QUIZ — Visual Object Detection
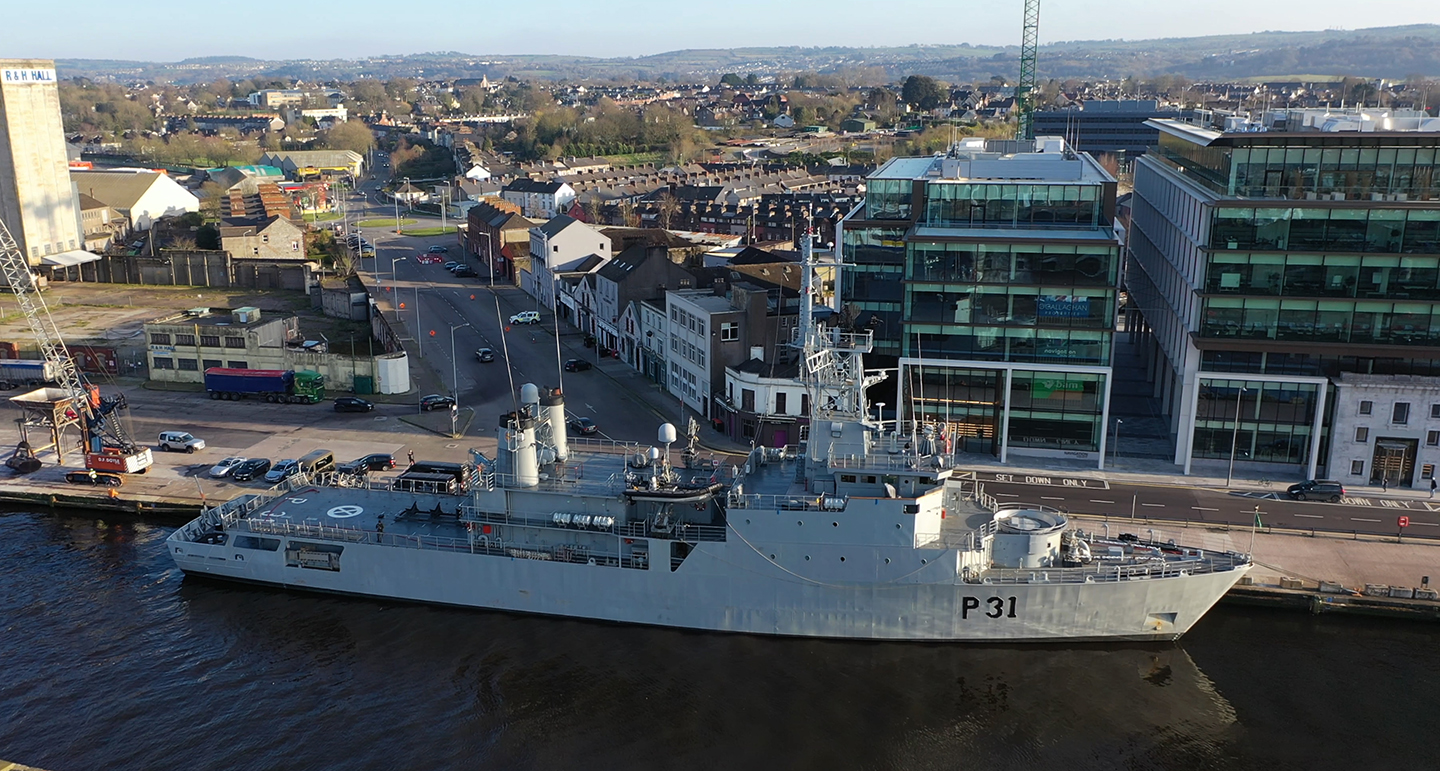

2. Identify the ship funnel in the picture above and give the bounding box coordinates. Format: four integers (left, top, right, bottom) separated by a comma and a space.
504, 413, 540, 488
541, 386, 569, 462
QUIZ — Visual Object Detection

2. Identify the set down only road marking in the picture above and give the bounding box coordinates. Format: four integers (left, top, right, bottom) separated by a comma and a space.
974, 472, 1110, 490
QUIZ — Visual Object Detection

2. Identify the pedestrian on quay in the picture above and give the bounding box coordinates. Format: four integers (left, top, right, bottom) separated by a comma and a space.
1430, 478, 1436, 498
407, 450, 415, 467
1382, 476, 1389, 492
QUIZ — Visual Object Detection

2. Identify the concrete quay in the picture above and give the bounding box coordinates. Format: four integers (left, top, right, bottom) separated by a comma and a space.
1072, 513, 1440, 621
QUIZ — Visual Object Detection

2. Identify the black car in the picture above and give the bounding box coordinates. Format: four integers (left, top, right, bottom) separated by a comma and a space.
563, 358, 592, 372
476, 348, 496, 363
453, 266, 476, 277
334, 396, 375, 413
353, 452, 397, 471
420, 394, 456, 411
568, 417, 599, 435
230, 458, 272, 482
1286, 479, 1345, 502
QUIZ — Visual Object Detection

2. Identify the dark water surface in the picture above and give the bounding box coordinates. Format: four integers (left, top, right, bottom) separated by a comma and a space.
2, 509, 1436, 770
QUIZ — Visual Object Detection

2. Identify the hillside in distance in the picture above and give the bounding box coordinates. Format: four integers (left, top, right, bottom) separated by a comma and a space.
55, 24, 1440, 84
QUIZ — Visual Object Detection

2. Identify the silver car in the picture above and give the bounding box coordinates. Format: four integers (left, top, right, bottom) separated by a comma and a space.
208, 456, 247, 478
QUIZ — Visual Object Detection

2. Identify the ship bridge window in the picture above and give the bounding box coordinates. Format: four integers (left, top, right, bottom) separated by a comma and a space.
840, 474, 856, 483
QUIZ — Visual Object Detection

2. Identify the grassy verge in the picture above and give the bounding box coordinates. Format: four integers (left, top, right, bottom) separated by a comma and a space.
356, 218, 416, 227
303, 211, 342, 222
399, 226, 459, 237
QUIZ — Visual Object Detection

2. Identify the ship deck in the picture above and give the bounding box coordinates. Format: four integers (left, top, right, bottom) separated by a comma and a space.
240, 485, 468, 540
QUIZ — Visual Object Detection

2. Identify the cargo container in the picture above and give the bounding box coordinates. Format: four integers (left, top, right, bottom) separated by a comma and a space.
203, 367, 325, 404
0, 359, 60, 389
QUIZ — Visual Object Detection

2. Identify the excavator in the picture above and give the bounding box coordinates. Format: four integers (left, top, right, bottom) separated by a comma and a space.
1, 217, 151, 478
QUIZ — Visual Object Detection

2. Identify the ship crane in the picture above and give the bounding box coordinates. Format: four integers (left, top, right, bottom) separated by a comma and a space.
0, 217, 152, 474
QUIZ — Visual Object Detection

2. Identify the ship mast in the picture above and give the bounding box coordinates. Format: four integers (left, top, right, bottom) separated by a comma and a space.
797, 213, 882, 427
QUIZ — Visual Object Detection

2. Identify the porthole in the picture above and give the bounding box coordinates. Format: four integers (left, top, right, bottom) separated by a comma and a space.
884, 557, 891, 564
832, 521, 838, 527
769, 554, 776, 560
895, 523, 902, 529
805, 555, 811, 561
745, 519, 751, 525
839, 556, 846, 562
797, 520, 803, 526
921, 559, 928, 565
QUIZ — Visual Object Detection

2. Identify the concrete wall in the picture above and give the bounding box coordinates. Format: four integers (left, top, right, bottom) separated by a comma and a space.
93, 250, 232, 286
321, 287, 369, 321
148, 345, 407, 395
90, 251, 311, 289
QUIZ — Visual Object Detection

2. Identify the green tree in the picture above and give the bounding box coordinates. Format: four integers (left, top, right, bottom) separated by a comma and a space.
720, 73, 744, 86
901, 75, 945, 110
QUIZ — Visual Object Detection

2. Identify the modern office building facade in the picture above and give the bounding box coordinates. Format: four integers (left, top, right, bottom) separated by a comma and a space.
1126, 110, 1440, 484
840, 138, 1123, 465
0, 59, 83, 266
1032, 100, 1180, 158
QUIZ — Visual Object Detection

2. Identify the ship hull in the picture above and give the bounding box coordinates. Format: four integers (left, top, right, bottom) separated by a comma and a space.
167, 531, 1248, 643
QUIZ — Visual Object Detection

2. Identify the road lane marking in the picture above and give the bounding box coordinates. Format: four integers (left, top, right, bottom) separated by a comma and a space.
1141, 503, 1164, 507
1293, 513, 1323, 519
1413, 521, 1440, 526
1089, 499, 1115, 504
1191, 507, 1219, 511
1350, 517, 1382, 523
1039, 496, 1065, 501
994, 493, 1019, 497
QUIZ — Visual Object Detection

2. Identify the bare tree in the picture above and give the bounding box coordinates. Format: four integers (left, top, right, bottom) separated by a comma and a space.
618, 199, 639, 228
657, 191, 679, 230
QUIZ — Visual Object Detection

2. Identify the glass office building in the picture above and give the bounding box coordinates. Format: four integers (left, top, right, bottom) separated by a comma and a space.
1127, 110, 1440, 484
840, 138, 1122, 465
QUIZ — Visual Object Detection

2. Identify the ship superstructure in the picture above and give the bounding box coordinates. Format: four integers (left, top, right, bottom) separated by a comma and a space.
167, 228, 1250, 642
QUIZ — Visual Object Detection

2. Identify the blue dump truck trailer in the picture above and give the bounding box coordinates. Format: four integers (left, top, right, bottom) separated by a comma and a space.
203, 368, 325, 404
0, 359, 60, 390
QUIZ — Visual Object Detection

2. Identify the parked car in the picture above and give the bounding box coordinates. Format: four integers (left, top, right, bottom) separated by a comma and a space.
264, 459, 301, 483
65, 469, 123, 487
453, 266, 476, 278
428, 245, 449, 253
1286, 479, 1345, 502
230, 458, 272, 482
509, 311, 541, 325
352, 453, 397, 471
563, 358, 592, 372
476, 348, 496, 363
158, 431, 205, 453
417, 254, 443, 264
443, 261, 458, 271
420, 394, 456, 411
334, 396, 375, 413
568, 417, 599, 435
209, 456, 247, 478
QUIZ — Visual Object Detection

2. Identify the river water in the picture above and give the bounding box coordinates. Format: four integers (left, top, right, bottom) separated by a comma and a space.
1, 509, 1436, 771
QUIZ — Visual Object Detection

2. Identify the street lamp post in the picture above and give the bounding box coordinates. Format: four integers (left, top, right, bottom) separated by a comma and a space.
1113, 418, 1123, 465
448, 322, 470, 437
1226, 386, 1248, 487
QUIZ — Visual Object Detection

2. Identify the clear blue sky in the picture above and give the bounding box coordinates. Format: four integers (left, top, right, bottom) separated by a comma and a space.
8, 0, 1440, 61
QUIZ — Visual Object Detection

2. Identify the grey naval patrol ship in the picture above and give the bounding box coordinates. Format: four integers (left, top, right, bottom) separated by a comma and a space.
168, 240, 1250, 643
